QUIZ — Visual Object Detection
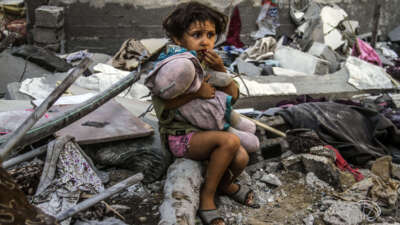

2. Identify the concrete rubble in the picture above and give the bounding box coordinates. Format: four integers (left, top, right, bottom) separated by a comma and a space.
1, 0, 400, 224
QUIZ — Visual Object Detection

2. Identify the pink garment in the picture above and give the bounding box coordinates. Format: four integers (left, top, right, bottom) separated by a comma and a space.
352, 38, 382, 66
168, 132, 195, 157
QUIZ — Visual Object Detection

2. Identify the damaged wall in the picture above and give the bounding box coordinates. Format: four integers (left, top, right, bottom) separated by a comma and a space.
37, 0, 400, 54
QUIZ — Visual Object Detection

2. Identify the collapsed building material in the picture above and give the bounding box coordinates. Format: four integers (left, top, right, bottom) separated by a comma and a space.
11, 45, 72, 72
2, 144, 47, 169
0, 54, 149, 150
35, 6, 64, 29
307, 42, 340, 73
158, 158, 203, 225
388, 26, 400, 42
0, 58, 92, 160
274, 46, 330, 75
56, 173, 144, 222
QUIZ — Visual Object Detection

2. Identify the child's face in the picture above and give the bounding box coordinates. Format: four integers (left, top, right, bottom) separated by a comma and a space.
173, 20, 217, 59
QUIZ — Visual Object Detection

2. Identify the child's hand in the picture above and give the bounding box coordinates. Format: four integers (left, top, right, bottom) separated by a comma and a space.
203, 49, 227, 72
196, 75, 215, 99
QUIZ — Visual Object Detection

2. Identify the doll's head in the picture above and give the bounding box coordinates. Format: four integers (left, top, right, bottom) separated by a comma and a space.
162, 2, 227, 54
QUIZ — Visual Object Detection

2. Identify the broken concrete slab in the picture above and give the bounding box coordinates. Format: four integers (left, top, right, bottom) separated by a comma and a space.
35, 5, 64, 28
388, 25, 400, 42
272, 67, 309, 77
323, 201, 364, 225
320, 5, 348, 35
0, 100, 32, 111
5, 82, 33, 100
324, 28, 345, 50
234, 65, 398, 110
54, 100, 154, 144
346, 56, 395, 90
307, 41, 340, 73
139, 38, 169, 56
0, 49, 50, 94
11, 45, 72, 72
236, 58, 262, 76
274, 46, 330, 75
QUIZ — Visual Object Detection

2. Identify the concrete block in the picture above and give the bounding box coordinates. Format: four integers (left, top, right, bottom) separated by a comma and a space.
33, 27, 64, 44
324, 29, 344, 50
307, 42, 340, 73
34, 42, 61, 52
236, 58, 262, 77
35, 6, 64, 28
320, 6, 348, 35
389, 25, 400, 42
274, 46, 330, 75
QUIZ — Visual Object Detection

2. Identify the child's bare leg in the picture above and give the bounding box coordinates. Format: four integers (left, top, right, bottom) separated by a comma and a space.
186, 131, 240, 210
218, 146, 248, 194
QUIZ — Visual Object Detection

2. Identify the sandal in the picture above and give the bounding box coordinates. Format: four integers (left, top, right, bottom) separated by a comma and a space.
198, 209, 226, 225
227, 184, 260, 208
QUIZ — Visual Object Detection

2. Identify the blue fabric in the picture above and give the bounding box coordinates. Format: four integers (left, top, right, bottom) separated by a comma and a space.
223, 95, 233, 130
156, 45, 197, 62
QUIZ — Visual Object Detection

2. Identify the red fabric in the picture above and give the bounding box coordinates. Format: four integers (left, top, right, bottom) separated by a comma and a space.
352, 38, 382, 66
262, 0, 278, 7
325, 145, 364, 181
225, 6, 244, 48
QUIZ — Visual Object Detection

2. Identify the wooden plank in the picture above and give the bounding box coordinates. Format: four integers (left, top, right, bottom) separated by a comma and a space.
54, 99, 153, 144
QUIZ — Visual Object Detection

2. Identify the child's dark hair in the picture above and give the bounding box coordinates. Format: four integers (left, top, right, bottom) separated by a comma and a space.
163, 2, 228, 41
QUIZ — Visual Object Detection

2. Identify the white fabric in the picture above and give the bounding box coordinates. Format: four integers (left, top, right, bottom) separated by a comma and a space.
33, 93, 96, 106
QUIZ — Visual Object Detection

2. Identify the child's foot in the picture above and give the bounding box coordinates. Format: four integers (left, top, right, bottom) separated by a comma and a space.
220, 183, 259, 208
198, 209, 226, 225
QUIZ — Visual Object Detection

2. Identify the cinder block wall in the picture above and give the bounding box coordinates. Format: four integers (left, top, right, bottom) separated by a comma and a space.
36, 0, 400, 54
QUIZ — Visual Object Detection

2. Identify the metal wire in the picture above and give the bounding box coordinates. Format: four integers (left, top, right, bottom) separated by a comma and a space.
358, 200, 381, 222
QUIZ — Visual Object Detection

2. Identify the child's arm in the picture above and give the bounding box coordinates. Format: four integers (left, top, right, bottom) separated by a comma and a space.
165, 79, 215, 110
217, 81, 239, 103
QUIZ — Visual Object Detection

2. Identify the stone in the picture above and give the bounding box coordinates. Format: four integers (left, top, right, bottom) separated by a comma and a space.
303, 214, 314, 225
32, 27, 64, 44
371, 156, 392, 181
281, 153, 304, 172
323, 201, 364, 225
307, 42, 340, 73
260, 174, 282, 186
389, 25, 400, 42
305, 172, 331, 191
302, 154, 356, 191
392, 163, 400, 181
324, 29, 345, 50
35, 6, 64, 28
274, 46, 330, 75
320, 6, 348, 35
236, 58, 262, 77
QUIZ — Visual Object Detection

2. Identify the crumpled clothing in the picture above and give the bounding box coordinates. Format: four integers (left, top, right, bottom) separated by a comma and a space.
225, 6, 244, 48
112, 39, 150, 71
352, 38, 382, 66
251, 0, 280, 39
33, 136, 104, 225
240, 37, 276, 62
66, 50, 92, 64
325, 145, 364, 182
370, 156, 400, 207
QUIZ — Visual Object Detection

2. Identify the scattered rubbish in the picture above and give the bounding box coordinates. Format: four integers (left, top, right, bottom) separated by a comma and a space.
251, 0, 280, 39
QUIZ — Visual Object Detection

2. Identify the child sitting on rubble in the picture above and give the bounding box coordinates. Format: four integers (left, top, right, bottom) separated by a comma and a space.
144, 2, 259, 225
145, 9, 260, 154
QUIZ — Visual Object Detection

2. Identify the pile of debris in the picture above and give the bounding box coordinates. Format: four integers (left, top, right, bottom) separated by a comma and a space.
1, 0, 400, 225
